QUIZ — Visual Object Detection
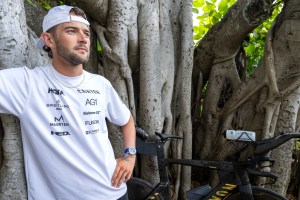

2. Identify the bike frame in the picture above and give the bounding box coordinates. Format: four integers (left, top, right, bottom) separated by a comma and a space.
136, 135, 256, 200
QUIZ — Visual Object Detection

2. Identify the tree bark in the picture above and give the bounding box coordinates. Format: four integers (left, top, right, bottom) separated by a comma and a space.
0, 1, 28, 199
0, 1, 194, 198
192, 0, 300, 195
193, 0, 275, 163
266, 0, 300, 194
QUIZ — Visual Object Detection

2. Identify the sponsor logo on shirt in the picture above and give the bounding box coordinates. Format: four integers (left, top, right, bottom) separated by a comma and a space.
51, 131, 70, 136
85, 120, 99, 125
48, 87, 64, 96
83, 111, 101, 115
50, 115, 69, 127
77, 89, 100, 94
86, 129, 100, 135
46, 100, 69, 110
85, 99, 97, 106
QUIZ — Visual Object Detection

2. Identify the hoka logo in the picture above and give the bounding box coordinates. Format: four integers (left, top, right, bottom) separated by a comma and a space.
48, 88, 64, 96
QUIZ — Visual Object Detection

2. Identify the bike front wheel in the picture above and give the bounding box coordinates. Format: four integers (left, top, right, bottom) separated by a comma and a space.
224, 186, 287, 200
127, 177, 165, 200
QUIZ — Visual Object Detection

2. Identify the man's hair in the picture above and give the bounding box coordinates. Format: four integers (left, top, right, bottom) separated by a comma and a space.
43, 7, 88, 59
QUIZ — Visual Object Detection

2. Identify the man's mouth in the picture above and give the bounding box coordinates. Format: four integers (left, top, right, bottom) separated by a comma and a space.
75, 46, 88, 52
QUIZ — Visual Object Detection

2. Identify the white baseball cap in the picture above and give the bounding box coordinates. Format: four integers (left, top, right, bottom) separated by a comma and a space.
36, 5, 90, 50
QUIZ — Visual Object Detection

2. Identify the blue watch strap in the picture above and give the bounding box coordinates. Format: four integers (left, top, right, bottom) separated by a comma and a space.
124, 147, 137, 155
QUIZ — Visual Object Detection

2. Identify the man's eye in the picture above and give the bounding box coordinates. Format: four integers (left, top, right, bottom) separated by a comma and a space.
67, 30, 76, 34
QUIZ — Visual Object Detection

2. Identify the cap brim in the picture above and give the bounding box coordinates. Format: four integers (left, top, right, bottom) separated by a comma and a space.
36, 37, 45, 50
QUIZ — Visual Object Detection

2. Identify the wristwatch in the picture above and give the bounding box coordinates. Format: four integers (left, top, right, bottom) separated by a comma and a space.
124, 147, 137, 155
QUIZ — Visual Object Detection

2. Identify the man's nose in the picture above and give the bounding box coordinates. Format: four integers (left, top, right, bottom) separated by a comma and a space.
78, 31, 88, 43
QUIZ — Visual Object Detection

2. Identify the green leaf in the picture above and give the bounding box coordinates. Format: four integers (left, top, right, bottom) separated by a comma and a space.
229, 0, 236, 6
193, 26, 200, 32
244, 44, 255, 55
211, 16, 219, 24
218, 1, 228, 13
197, 15, 208, 21
193, 0, 205, 8
193, 8, 199, 14
194, 34, 202, 41
214, 12, 223, 19
205, 1, 214, 6
202, 5, 211, 13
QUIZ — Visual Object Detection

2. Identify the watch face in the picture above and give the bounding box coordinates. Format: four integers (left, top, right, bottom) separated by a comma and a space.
124, 147, 137, 155
128, 147, 136, 154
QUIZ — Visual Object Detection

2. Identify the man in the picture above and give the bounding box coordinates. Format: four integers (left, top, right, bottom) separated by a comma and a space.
0, 5, 136, 200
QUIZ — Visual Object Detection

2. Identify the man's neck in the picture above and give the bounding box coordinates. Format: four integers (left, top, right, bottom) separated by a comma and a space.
52, 59, 83, 77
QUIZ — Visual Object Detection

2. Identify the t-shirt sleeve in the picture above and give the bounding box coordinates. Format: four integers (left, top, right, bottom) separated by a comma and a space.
0, 67, 30, 116
105, 83, 131, 126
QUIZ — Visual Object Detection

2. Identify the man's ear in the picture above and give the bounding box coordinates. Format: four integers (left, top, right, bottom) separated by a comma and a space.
41, 32, 55, 48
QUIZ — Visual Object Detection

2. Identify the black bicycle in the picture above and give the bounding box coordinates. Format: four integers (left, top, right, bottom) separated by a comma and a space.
127, 127, 300, 200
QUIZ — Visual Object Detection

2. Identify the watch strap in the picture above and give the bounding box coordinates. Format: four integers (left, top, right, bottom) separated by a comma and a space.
124, 147, 137, 155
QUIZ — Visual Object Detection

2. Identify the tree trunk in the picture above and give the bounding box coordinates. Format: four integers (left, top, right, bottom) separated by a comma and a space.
193, 0, 275, 162
192, 0, 300, 195
1, 0, 194, 198
174, 1, 194, 198
69, 0, 194, 198
266, 0, 300, 194
0, 1, 28, 199
267, 88, 300, 195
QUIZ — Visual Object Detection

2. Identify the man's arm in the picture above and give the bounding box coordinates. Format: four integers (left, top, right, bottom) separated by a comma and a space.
0, 67, 29, 115
111, 114, 136, 188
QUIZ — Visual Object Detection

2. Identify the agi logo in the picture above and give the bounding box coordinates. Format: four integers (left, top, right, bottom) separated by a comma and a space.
85, 99, 97, 106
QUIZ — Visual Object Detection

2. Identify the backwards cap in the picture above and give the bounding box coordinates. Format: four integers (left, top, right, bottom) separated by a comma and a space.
36, 5, 90, 50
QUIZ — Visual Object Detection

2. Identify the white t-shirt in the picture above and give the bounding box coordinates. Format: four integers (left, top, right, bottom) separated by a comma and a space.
0, 66, 130, 200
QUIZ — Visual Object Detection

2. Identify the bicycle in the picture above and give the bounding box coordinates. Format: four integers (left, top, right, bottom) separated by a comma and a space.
127, 127, 300, 200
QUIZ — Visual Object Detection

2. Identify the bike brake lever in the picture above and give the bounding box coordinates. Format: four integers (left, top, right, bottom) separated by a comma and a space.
250, 156, 275, 165
246, 168, 278, 181
155, 132, 183, 141
136, 127, 150, 140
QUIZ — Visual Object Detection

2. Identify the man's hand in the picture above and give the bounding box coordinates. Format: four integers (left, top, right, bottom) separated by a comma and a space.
112, 114, 136, 188
111, 154, 136, 188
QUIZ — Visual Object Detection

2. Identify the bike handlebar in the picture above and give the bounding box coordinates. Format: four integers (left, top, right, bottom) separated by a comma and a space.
136, 127, 300, 157
136, 127, 183, 141
254, 131, 300, 155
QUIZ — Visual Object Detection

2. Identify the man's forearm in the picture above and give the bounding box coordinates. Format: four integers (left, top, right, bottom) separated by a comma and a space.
121, 114, 136, 149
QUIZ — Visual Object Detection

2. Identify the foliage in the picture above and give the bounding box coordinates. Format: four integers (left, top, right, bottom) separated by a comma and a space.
193, 0, 283, 74
192, 0, 236, 43
243, 2, 283, 74
296, 139, 300, 151
26, 0, 64, 10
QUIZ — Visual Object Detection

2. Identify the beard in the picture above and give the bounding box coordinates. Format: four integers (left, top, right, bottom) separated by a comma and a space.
55, 39, 90, 65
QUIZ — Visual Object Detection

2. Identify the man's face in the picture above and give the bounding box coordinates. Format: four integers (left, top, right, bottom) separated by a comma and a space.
51, 20, 91, 66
